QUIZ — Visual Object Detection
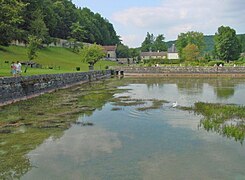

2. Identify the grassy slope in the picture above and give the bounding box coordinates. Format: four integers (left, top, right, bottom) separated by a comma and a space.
0, 46, 118, 77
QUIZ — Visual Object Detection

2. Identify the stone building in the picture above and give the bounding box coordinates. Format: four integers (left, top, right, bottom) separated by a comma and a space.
103, 45, 117, 61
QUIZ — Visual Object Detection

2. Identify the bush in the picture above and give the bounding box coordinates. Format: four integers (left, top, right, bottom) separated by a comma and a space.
142, 58, 181, 65
234, 61, 245, 66
76, 67, 80, 71
207, 60, 225, 66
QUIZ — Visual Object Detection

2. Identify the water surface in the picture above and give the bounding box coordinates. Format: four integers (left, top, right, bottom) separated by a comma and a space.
1, 77, 245, 179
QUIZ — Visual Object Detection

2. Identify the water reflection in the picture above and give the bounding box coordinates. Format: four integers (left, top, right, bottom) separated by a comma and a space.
0, 79, 124, 179
22, 126, 121, 180
1, 77, 245, 179
176, 78, 204, 95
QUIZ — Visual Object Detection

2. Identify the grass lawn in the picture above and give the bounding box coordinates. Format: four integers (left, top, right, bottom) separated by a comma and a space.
0, 46, 119, 77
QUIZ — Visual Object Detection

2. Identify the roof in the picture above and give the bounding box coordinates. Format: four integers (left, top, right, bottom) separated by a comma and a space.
103, 45, 117, 51
168, 44, 178, 53
140, 51, 167, 56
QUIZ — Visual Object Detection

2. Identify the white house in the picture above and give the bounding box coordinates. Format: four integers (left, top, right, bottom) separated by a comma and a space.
167, 44, 179, 60
140, 44, 179, 61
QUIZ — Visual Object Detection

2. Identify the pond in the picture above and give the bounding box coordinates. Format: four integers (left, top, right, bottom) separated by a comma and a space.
0, 77, 245, 180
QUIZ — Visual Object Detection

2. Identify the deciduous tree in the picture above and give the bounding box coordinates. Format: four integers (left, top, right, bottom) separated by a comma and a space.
214, 26, 241, 61
0, 0, 25, 45
81, 44, 106, 70
29, 10, 49, 42
176, 31, 204, 58
116, 44, 130, 58
25, 35, 41, 72
141, 32, 155, 52
182, 43, 200, 61
153, 34, 167, 52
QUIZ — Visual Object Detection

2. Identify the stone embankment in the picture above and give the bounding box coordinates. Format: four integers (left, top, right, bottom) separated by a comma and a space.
0, 70, 112, 106
114, 66, 245, 77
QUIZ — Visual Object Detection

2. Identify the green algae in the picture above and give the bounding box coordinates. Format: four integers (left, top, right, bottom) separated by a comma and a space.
110, 96, 168, 111
111, 107, 123, 111
0, 78, 128, 179
136, 99, 168, 111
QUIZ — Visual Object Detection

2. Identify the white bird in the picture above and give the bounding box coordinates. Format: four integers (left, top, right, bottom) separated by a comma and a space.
172, 101, 178, 108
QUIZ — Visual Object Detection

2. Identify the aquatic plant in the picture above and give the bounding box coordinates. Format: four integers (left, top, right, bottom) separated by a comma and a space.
136, 99, 168, 111
188, 102, 245, 144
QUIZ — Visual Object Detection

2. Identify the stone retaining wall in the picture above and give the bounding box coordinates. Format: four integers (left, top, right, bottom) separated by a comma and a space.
0, 70, 112, 106
114, 66, 245, 76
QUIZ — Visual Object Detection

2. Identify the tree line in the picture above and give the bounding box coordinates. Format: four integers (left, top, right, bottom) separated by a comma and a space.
137, 26, 244, 62
0, 0, 121, 46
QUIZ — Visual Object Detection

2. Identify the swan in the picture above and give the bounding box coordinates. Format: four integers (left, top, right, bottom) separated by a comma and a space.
172, 101, 178, 108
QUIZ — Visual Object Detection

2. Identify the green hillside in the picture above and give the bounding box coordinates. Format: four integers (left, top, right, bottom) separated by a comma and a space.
0, 46, 117, 77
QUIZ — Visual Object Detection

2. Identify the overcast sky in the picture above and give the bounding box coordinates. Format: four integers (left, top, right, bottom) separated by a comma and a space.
72, 0, 245, 48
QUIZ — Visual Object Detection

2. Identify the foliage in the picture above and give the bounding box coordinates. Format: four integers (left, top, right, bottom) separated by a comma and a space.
167, 34, 245, 55
67, 38, 83, 53
27, 35, 42, 61
237, 34, 245, 52
182, 44, 200, 61
141, 32, 167, 52
81, 44, 106, 66
214, 26, 241, 61
141, 32, 155, 52
141, 58, 181, 65
176, 31, 205, 58
116, 44, 130, 58
129, 48, 140, 63
1, 0, 120, 46
153, 34, 167, 51
0, 0, 26, 45
207, 60, 225, 66
70, 22, 87, 42
192, 102, 245, 143
29, 10, 49, 42
203, 35, 215, 52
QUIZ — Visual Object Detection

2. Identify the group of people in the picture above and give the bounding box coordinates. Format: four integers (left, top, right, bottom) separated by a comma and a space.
10, 61, 22, 77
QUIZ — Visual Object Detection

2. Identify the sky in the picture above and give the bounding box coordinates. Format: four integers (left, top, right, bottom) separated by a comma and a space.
72, 0, 245, 48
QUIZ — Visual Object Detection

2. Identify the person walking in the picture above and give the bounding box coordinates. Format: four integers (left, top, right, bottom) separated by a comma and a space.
16, 61, 22, 76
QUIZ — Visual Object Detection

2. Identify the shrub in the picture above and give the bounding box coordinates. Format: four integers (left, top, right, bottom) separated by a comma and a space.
207, 60, 224, 66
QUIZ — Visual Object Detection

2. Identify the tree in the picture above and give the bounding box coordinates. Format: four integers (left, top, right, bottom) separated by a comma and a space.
81, 44, 106, 70
176, 31, 204, 58
182, 44, 200, 61
0, 0, 25, 45
214, 26, 241, 61
25, 35, 41, 72
141, 32, 155, 52
29, 10, 49, 42
129, 48, 140, 63
153, 34, 167, 51
116, 44, 130, 58
70, 22, 86, 42
237, 34, 245, 53
68, 22, 86, 53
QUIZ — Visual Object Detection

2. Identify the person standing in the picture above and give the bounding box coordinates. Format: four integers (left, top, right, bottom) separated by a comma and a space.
16, 61, 22, 76
11, 62, 17, 77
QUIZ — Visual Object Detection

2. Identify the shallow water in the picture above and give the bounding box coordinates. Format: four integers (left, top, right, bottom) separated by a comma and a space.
1, 77, 245, 179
